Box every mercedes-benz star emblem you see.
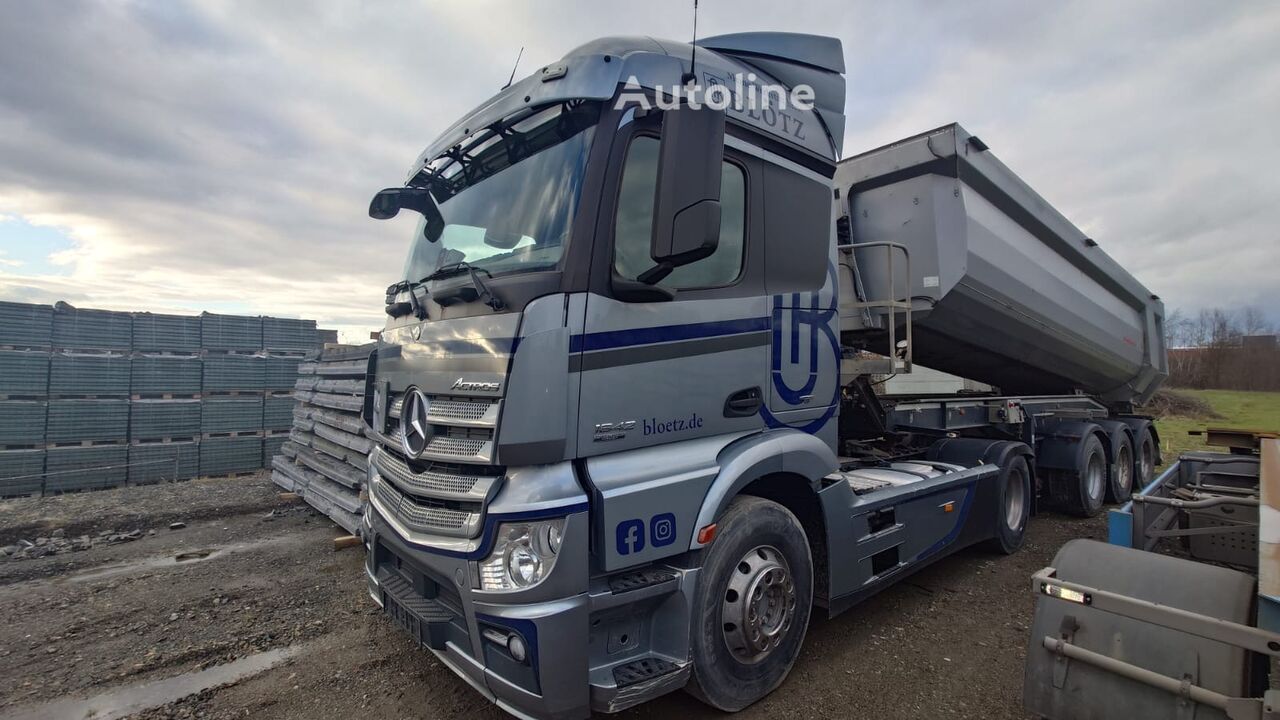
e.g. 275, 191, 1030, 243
399, 388, 432, 458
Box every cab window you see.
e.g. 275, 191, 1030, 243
613, 136, 746, 289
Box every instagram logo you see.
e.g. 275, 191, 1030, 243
650, 513, 676, 548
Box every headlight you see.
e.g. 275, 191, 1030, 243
479, 519, 565, 591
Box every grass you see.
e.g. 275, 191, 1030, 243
1154, 389, 1280, 461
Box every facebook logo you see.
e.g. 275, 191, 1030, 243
616, 519, 645, 555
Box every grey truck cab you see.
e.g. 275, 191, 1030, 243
361, 32, 1167, 719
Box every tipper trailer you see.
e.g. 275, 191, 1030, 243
360, 32, 1169, 718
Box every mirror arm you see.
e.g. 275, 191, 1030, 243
636, 262, 674, 286
611, 272, 676, 303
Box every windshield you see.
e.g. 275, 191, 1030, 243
401, 101, 601, 282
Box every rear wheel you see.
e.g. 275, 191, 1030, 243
1064, 435, 1107, 517
1105, 434, 1135, 504
687, 496, 812, 712
1136, 428, 1157, 488
986, 455, 1031, 554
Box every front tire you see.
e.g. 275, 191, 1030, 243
687, 496, 813, 712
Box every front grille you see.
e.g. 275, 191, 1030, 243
373, 447, 497, 500
427, 397, 492, 422
373, 475, 480, 537
387, 391, 498, 427
426, 435, 488, 458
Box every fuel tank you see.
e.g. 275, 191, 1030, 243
835, 124, 1167, 407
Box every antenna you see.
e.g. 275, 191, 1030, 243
681, 0, 699, 85
502, 46, 525, 90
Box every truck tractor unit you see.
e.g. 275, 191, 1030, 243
360, 33, 1169, 718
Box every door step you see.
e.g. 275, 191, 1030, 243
608, 567, 677, 594
613, 657, 681, 688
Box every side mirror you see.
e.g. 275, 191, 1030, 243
643, 103, 725, 284
369, 187, 445, 239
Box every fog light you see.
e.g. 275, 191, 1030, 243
507, 633, 528, 663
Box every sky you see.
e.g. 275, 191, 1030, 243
1, 1, 1277, 342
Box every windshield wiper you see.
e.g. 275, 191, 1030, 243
423, 261, 506, 311
384, 280, 428, 320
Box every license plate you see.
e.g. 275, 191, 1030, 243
384, 593, 421, 643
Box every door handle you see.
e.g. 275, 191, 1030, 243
724, 387, 763, 418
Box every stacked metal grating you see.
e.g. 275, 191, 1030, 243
0, 350, 51, 396
46, 399, 129, 444
52, 303, 132, 350
46, 445, 127, 493
128, 442, 199, 485
0, 300, 53, 348
0, 449, 45, 498
263, 394, 294, 430
200, 396, 264, 435
0, 301, 321, 494
264, 354, 303, 391
202, 353, 265, 393
131, 312, 201, 352
49, 352, 131, 396
200, 312, 262, 351
263, 317, 318, 351
130, 399, 201, 439
130, 354, 202, 396
271, 343, 374, 535
0, 400, 48, 446
199, 435, 263, 476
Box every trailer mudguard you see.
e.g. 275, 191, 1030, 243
1035, 419, 1107, 475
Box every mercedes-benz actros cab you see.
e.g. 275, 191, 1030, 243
360, 33, 1169, 719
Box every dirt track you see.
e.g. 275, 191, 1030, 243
0, 473, 1108, 719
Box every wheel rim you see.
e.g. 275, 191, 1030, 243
1005, 467, 1026, 531
1116, 446, 1133, 494
721, 545, 796, 664
1140, 440, 1155, 484
1085, 451, 1105, 502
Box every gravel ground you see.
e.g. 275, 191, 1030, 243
0, 474, 1109, 719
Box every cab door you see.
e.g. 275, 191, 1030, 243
574, 114, 768, 457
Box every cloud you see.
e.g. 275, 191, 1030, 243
0, 0, 1277, 342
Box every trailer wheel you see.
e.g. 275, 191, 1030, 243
1105, 433, 1135, 504
1064, 434, 1107, 517
986, 455, 1031, 554
686, 496, 812, 712
1136, 428, 1157, 488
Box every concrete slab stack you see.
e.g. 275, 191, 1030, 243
271, 343, 373, 535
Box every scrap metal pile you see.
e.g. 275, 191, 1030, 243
270, 343, 373, 535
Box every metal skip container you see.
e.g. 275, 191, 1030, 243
836, 123, 1168, 407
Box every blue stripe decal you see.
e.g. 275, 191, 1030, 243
568, 316, 770, 354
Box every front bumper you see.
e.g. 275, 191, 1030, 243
365, 507, 593, 720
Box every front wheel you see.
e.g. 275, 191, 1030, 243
686, 496, 813, 712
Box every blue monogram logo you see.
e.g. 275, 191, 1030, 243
760, 263, 841, 434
